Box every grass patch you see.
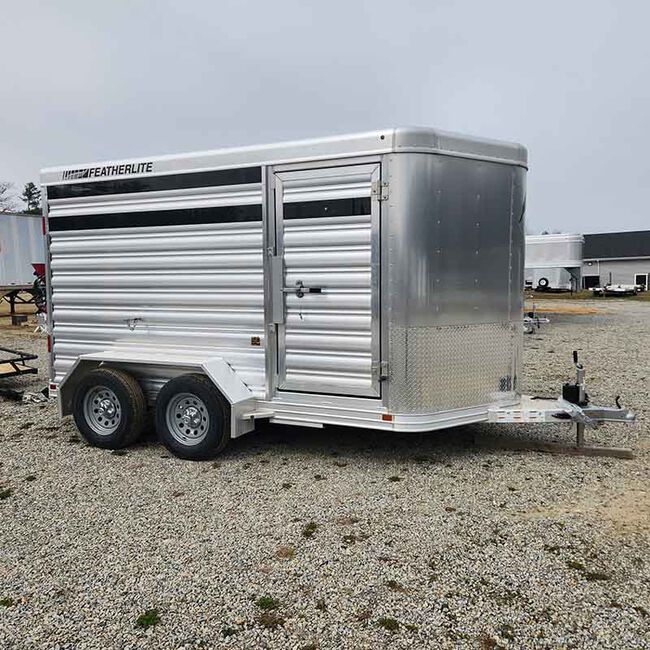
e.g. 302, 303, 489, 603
584, 570, 610, 581
0, 597, 15, 607
388, 476, 402, 482
315, 598, 328, 611
302, 521, 318, 538
257, 611, 284, 629
300, 643, 319, 650
377, 617, 400, 632
385, 579, 408, 593
566, 559, 586, 571
0, 488, 13, 500
498, 623, 515, 640
256, 595, 279, 610
221, 627, 237, 637
342, 533, 361, 546
135, 608, 160, 628
567, 559, 609, 581
24, 475, 37, 482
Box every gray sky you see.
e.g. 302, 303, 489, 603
2, 0, 648, 233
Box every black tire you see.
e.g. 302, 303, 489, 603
73, 367, 147, 449
537, 277, 549, 289
154, 373, 231, 460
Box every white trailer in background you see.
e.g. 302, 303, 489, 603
525, 233, 584, 291
0, 212, 45, 322
40, 128, 634, 460
0, 213, 44, 287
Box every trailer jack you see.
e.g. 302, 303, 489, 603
488, 351, 635, 459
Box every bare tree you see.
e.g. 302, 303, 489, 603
0, 182, 17, 213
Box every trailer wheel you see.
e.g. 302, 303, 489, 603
154, 374, 230, 460
537, 277, 549, 289
73, 368, 147, 449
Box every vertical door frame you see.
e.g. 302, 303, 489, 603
263, 155, 383, 400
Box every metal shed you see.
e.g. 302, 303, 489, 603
40, 128, 632, 459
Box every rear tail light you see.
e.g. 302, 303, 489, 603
47, 335, 52, 353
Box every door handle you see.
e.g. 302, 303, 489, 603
282, 280, 322, 298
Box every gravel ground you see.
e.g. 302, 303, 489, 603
1, 301, 649, 649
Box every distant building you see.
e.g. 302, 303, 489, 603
582, 231, 650, 289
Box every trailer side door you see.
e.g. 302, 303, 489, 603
271, 163, 381, 398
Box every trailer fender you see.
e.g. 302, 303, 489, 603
58, 350, 257, 438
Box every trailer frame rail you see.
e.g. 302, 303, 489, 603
0, 346, 38, 379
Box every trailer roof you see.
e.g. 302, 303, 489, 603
40, 127, 527, 185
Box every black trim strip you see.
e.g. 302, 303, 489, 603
48, 205, 262, 232
284, 197, 371, 219
48, 167, 262, 200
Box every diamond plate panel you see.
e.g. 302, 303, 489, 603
389, 322, 521, 413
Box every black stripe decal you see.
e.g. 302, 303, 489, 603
283, 197, 371, 219
48, 205, 262, 232
48, 167, 262, 199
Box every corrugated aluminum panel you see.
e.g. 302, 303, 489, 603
48, 186, 265, 399
0, 213, 44, 286
275, 164, 380, 397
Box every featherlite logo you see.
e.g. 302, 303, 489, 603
61, 161, 153, 181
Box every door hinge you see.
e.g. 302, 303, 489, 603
371, 180, 389, 201
372, 361, 389, 381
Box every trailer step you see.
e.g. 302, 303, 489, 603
241, 409, 275, 420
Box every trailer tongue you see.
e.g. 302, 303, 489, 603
488, 351, 635, 458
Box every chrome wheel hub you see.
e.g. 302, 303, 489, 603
166, 393, 210, 446
83, 386, 122, 435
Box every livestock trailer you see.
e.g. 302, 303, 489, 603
40, 128, 633, 459
525, 233, 584, 291
0, 213, 45, 321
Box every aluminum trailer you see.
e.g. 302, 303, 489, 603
40, 128, 633, 459
525, 233, 584, 292
0, 213, 46, 322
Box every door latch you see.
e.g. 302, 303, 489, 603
282, 280, 322, 298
